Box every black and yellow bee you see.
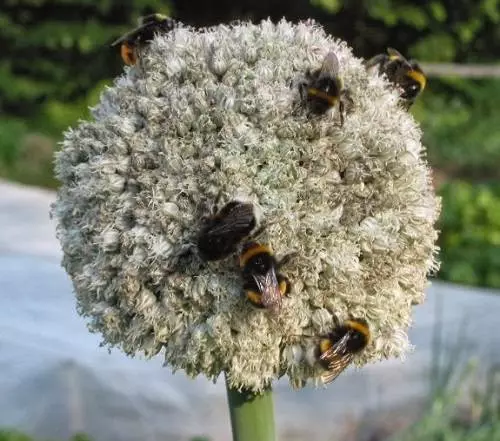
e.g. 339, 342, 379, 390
239, 241, 292, 312
317, 318, 371, 384
297, 51, 352, 126
197, 200, 260, 261
111, 13, 177, 66
365, 47, 426, 109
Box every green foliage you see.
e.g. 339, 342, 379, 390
393, 366, 500, 441
0, 0, 172, 118
395, 319, 500, 441
411, 33, 456, 61
0, 118, 58, 187
438, 180, 500, 288
0, 118, 27, 165
0, 0, 171, 187
414, 79, 500, 179
0, 431, 90, 441
310, 0, 342, 14
306, 0, 500, 60
0, 432, 208, 441
70, 436, 91, 441
395, 402, 500, 440
0, 431, 32, 441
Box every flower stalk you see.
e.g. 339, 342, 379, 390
225, 374, 276, 441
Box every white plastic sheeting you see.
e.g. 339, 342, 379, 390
1, 180, 500, 441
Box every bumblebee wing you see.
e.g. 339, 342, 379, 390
141, 14, 177, 32
319, 333, 354, 384
364, 53, 387, 69
111, 19, 172, 47
387, 47, 405, 60
387, 47, 413, 72
409, 60, 424, 73
253, 268, 282, 310
320, 51, 340, 77
206, 204, 255, 236
111, 24, 147, 46
138, 13, 165, 25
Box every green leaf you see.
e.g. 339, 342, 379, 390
311, 0, 342, 14
481, 0, 500, 22
455, 18, 482, 44
429, 2, 447, 22
398, 5, 429, 29
410, 33, 456, 61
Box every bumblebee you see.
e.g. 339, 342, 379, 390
365, 47, 426, 109
239, 241, 292, 312
197, 199, 260, 261
111, 13, 177, 66
297, 51, 352, 126
317, 318, 370, 384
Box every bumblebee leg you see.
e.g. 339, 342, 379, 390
330, 314, 343, 329
402, 99, 414, 110
197, 205, 212, 224
212, 191, 223, 215
277, 274, 291, 296
277, 251, 297, 269
338, 100, 345, 127
298, 81, 308, 102
339, 89, 354, 128
342, 88, 354, 106
196, 191, 221, 222
248, 223, 268, 242
164, 242, 204, 274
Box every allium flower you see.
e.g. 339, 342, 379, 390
53, 19, 440, 393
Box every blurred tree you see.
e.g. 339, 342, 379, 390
2, 0, 499, 125
439, 180, 500, 289
0, 0, 172, 121
171, 0, 500, 60
415, 78, 500, 180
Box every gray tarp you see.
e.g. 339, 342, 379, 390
1, 180, 499, 441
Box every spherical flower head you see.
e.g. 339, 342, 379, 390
53, 19, 440, 393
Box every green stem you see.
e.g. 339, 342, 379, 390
225, 374, 276, 441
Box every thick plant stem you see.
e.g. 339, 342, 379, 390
225, 374, 276, 441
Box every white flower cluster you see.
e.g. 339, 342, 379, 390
53, 19, 440, 392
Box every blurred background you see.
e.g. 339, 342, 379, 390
1, 1, 499, 441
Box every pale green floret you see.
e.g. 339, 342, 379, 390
53, 19, 440, 393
